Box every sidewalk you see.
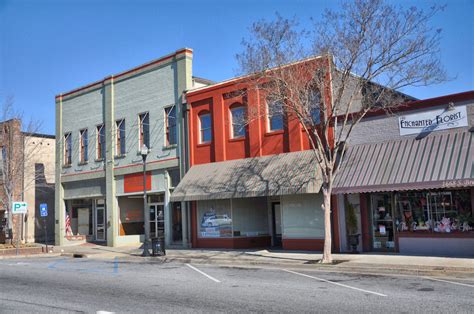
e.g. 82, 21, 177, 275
53, 243, 474, 278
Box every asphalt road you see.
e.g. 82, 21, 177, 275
0, 256, 473, 313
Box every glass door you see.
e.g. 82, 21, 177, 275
371, 193, 395, 252
95, 200, 106, 241
149, 204, 164, 239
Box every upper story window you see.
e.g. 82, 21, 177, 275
230, 104, 246, 139
96, 124, 105, 160
267, 99, 284, 132
79, 129, 88, 163
139, 112, 150, 148
309, 90, 321, 125
198, 112, 212, 144
165, 106, 177, 146
116, 119, 126, 156
64, 132, 72, 166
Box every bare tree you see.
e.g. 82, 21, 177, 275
0, 96, 49, 244
236, 0, 447, 263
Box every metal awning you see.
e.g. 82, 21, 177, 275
170, 150, 322, 201
333, 130, 474, 194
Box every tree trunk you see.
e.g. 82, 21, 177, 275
321, 186, 333, 264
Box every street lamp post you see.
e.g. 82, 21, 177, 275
141, 144, 150, 257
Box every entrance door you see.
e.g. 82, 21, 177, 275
149, 204, 164, 239
272, 203, 282, 247
370, 193, 395, 252
95, 201, 106, 241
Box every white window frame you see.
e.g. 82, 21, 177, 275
199, 113, 212, 144
230, 106, 246, 139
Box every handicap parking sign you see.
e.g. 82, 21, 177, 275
40, 203, 48, 217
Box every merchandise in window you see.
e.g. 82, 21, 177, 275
395, 190, 472, 233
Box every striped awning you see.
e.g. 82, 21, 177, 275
333, 130, 474, 194
170, 150, 322, 202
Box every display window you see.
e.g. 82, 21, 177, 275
395, 189, 473, 233
281, 194, 325, 239
370, 193, 395, 251
197, 200, 232, 238
232, 198, 269, 237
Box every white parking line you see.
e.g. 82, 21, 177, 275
283, 269, 387, 297
186, 264, 221, 283
425, 277, 474, 288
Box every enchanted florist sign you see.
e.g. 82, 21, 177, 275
398, 105, 468, 136
11, 202, 28, 214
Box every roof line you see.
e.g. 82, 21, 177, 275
56, 48, 193, 99
186, 55, 326, 96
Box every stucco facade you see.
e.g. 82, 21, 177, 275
55, 49, 198, 247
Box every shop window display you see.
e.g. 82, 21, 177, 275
198, 200, 232, 238
370, 193, 395, 251
281, 194, 325, 239
395, 190, 472, 233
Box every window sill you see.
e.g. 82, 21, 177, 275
163, 144, 177, 150
229, 137, 245, 143
264, 130, 284, 136
95, 158, 105, 162
197, 142, 211, 147
62, 164, 72, 168
114, 154, 126, 159
78, 161, 88, 166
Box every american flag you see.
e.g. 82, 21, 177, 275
65, 214, 73, 236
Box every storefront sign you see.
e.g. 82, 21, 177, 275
398, 105, 468, 136
124, 172, 151, 193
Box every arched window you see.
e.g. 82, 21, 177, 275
198, 111, 212, 144
266, 98, 284, 132
229, 103, 246, 139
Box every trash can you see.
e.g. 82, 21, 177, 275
151, 237, 166, 256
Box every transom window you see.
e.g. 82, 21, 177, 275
267, 99, 284, 132
165, 106, 177, 146
79, 129, 88, 163
139, 112, 150, 148
64, 132, 72, 166
199, 112, 212, 144
96, 124, 105, 160
116, 119, 126, 156
230, 105, 246, 138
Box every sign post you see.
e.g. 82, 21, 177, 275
40, 203, 48, 253
12, 202, 27, 256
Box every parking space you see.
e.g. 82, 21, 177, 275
0, 257, 473, 312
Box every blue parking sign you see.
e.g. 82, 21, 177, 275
40, 203, 48, 217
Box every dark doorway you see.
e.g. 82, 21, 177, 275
271, 202, 282, 247
172, 202, 183, 242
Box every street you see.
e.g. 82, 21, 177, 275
0, 256, 473, 313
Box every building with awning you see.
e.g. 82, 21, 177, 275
334, 130, 473, 194
171, 150, 322, 202
333, 91, 474, 257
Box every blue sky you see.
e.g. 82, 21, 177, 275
1, 0, 473, 134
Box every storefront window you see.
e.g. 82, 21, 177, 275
198, 200, 232, 238
395, 189, 472, 233
281, 194, 325, 238
232, 198, 269, 237
118, 197, 144, 235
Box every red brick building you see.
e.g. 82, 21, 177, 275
171, 57, 338, 250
